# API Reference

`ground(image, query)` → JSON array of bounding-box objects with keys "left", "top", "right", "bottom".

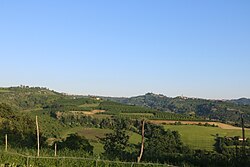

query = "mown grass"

[
  {"left": 128, "top": 131, "right": 141, "bottom": 144},
  {"left": 164, "top": 125, "right": 250, "bottom": 151},
  {"left": 91, "top": 141, "right": 104, "bottom": 155}
]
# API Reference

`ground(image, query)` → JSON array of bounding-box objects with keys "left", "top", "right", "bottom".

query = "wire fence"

[{"left": 0, "top": 151, "right": 174, "bottom": 167}]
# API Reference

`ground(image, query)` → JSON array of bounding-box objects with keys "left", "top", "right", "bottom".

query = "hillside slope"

[
  {"left": 229, "top": 98, "right": 250, "bottom": 105},
  {"left": 0, "top": 86, "right": 63, "bottom": 110},
  {"left": 104, "top": 93, "right": 250, "bottom": 126}
]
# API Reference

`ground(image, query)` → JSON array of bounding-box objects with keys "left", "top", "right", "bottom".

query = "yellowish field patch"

[
  {"left": 150, "top": 120, "right": 248, "bottom": 130},
  {"left": 70, "top": 110, "right": 106, "bottom": 115}
]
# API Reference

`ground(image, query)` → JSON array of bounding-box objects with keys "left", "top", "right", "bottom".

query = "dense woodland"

[{"left": 0, "top": 86, "right": 249, "bottom": 166}]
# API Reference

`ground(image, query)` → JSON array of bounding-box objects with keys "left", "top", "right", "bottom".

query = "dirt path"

[{"left": 149, "top": 120, "right": 249, "bottom": 130}]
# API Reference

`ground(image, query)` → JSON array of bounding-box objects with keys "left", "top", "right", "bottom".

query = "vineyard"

[
  {"left": 97, "top": 101, "right": 201, "bottom": 121},
  {"left": 0, "top": 151, "right": 171, "bottom": 167}
]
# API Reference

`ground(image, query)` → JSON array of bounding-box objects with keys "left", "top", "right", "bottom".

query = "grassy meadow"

[{"left": 164, "top": 125, "right": 250, "bottom": 150}]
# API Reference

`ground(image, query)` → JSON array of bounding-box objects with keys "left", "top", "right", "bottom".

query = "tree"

[
  {"left": 113, "top": 117, "right": 131, "bottom": 130},
  {"left": 0, "top": 103, "right": 47, "bottom": 148},
  {"left": 101, "top": 128, "right": 129, "bottom": 160},
  {"left": 0, "top": 103, "right": 15, "bottom": 118},
  {"left": 58, "top": 133, "right": 93, "bottom": 154},
  {"left": 143, "top": 124, "right": 190, "bottom": 163},
  {"left": 214, "top": 136, "right": 226, "bottom": 154},
  {"left": 100, "top": 118, "right": 112, "bottom": 129}
]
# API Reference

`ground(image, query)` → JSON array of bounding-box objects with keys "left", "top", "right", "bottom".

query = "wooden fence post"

[
  {"left": 137, "top": 119, "right": 145, "bottom": 163},
  {"left": 36, "top": 116, "right": 40, "bottom": 157},
  {"left": 54, "top": 143, "right": 57, "bottom": 157},
  {"left": 5, "top": 134, "right": 7, "bottom": 152}
]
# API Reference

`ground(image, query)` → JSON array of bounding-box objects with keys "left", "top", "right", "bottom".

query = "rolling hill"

[
  {"left": 229, "top": 98, "right": 250, "bottom": 105},
  {"left": 103, "top": 93, "right": 250, "bottom": 127},
  {"left": 1, "top": 86, "right": 250, "bottom": 126}
]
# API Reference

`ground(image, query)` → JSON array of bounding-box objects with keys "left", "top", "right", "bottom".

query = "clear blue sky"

[{"left": 0, "top": 0, "right": 249, "bottom": 99}]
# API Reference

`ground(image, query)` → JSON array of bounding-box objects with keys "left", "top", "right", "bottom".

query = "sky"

[{"left": 0, "top": 0, "right": 250, "bottom": 99}]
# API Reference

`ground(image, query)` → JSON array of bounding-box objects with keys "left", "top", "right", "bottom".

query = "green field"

[
  {"left": 164, "top": 125, "right": 250, "bottom": 150},
  {"left": 60, "top": 127, "right": 141, "bottom": 154}
]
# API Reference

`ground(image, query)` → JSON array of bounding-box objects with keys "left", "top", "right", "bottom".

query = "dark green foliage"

[
  {"left": 113, "top": 117, "right": 133, "bottom": 130},
  {"left": 143, "top": 124, "right": 191, "bottom": 163},
  {"left": 196, "top": 103, "right": 215, "bottom": 116},
  {"left": 101, "top": 127, "right": 130, "bottom": 160},
  {"left": 58, "top": 133, "right": 93, "bottom": 154},
  {"left": 0, "top": 103, "right": 47, "bottom": 148},
  {"left": 214, "top": 136, "right": 250, "bottom": 156},
  {"left": 0, "top": 103, "right": 15, "bottom": 118},
  {"left": 100, "top": 118, "right": 113, "bottom": 129}
]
